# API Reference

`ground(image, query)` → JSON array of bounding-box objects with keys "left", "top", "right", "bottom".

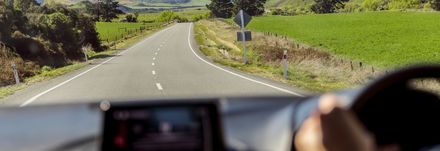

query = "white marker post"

[
  {"left": 11, "top": 62, "right": 20, "bottom": 84},
  {"left": 83, "top": 51, "right": 88, "bottom": 62},
  {"left": 240, "top": 10, "right": 247, "bottom": 64},
  {"left": 283, "top": 50, "right": 288, "bottom": 80}
]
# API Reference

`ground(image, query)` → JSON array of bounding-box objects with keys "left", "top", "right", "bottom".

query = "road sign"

[
  {"left": 234, "top": 10, "right": 252, "bottom": 27},
  {"left": 237, "top": 31, "right": 252, "bottom": 41}
]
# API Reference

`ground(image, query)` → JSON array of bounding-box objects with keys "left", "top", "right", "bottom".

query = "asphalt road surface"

[{"left": 1, "top": 23, "right": 304, "bottom": 107}]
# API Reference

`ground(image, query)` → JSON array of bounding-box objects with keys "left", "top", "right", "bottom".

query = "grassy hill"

[
  {"left": 247, "top": 11, "right": 440, "bottom": 68},
  {"left": 265, "top": 0, "right": 314, "bottom": 8},
  {"left": 43, "top": 0, "right": 209, "bottom": 6}
]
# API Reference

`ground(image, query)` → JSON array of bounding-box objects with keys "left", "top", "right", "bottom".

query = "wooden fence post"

[{"left": 350, "top": 61, "right": 354, "bottom": 71}]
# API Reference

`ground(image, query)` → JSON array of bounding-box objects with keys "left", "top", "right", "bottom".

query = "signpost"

[
  {"left": 11, "top": 62, "right": 20, "bottom": 84},
  {"left": 234, "top": 10, "right": 252, "bottom": 64}
]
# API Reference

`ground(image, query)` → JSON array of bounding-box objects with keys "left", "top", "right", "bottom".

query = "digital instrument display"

[{"left": 101, "top": 102, "right": 224, "bottom": 151}]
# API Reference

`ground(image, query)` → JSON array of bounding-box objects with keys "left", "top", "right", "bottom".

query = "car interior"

[{"left": 0, "top": 66, "right": 439, "bottom": 151}]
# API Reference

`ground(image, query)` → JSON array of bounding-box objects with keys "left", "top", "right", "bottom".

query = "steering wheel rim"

[{"left": 351, "top": 65, "right": 440, "bottom": 112}]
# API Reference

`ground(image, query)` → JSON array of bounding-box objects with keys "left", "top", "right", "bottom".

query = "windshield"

[{"left": 1, "top": 0, "right": 439, "bottom": 105}]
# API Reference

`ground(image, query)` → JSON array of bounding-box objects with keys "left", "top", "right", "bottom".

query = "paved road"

[{"left": 1, "top": 23, "right": 304, "bottom": 107}]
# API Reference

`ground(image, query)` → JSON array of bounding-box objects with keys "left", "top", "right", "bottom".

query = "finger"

[
  {"left": 318, "top": 95, "right": 375, "bottom": 151},
  {"left": 294, "top": 112, "right": 325, "bottom": 151}
]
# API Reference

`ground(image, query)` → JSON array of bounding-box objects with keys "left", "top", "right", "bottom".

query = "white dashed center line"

[
  {"left": 156, "top": 83, "right": 163, "bottom": 90},
  {"left": 153, "top": 57, "right": 156, "bottom": 60},
  {"left": 155, "top": 52, "right": 158, "bottom": 55},
  {"left": 152, "top": 63, "right": 155, "bottom": 66},
  {"left": 152, "top": 70, "right": 156, "bottom": 75}
]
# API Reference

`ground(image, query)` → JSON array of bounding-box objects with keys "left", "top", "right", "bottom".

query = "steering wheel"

[{"left": 350, "top": 65, "right": 440, "bottom": 151}]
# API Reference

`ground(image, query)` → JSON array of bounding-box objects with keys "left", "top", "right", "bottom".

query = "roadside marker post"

[
  {"left": 11, "top": 62, "right": 20, "bottom": 84},
  {"left": 283, "top": 50, "right": 288, "bottom": 80},
  {"left": 83, "top": 50, "right": 88, "bottom": 62}
]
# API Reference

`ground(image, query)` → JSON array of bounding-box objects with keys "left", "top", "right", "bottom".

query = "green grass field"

[
  {"left": 96, "top": 22, "right": 159, "bottom": 42},
  {"left": 248, "top": 12, "right": 440, "bottom": 67}
]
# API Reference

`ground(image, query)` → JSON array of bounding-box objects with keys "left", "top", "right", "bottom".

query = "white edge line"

[
  {"left": 19, "top": 26, "right": 175, "bottom": 107},
  {"left": 156, "top": 83, "right": 163, "bottom": 90},
  {"left": 187, "top": 23, "right": 303, "bottom": 97}
]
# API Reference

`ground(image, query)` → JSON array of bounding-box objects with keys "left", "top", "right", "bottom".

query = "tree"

[
  {"left": 311, "top": 0, "right": 349, "bottom": 14},
  {"left": 233, "top": 0, "right": 267, "bottom": 16},
  {"left": 206, "top": 0, "right": 234, "bottom": 18},
  {"left": 433, "top": 0, "right": 440, "bottom": 10},
  {"left": 13, "top": 0, "right": 37, "bottom": 12},
  {"left": 125, "top": 13, "right": 137, "bottom": 22},
  {"left": 97, "top": 0, "right": 123, "bottom": 22},
  {"left": 77, "top": 14, "right": 103, "bottom": 52},
  {"left": 158, "top": 11, "right": 177, "bottom": 22}
]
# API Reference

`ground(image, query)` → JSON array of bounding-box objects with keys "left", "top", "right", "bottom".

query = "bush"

[
  {"left": 158, "top": 11, "right": 177, "bottom": 23},
  {"left": 311, "top": 0, "right": 349, "bottom": 14},
  {"left": 388, "top": 0, "right": 420, "bottom": 10},
  {"left": 433, "top": 0, "right": 440, "bottom": 10},
  {"left": 424, "top": 2, "right": 433, "bottom": 11},
  {"left": 362, "top": 0, "right": 390, "bottom": 11},
  {"left": 339, "top": 1, "right": 363, "bottom": 12},
  {"left": 125, "top": 13, "right": 138, "bottom": 22}
]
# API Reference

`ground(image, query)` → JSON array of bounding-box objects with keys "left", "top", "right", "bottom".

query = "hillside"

[
  {"left": 41, "top": 0, "right": 209, "bottom": 6},
  {"left": 265, "top": 0, "right": 365, "bottom": 8},
  {"left": 265, "top": 0, "right": 314, "bottom": 8}
]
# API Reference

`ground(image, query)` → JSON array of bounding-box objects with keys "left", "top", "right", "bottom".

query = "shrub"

[
  {"left": 362, "top": 0, "right": 390, "bottom": 11},
  {"left": 433, "top": 0, "right": 440, "bottom": 10},
  {"left": 388, "top": 0, "right": 420, "bottom": 10},
  {"left": 311, "top": 0, "right": 349, "bottom": 14},
  {"left": 424, "top": 2, "right": 432, "bottom": 11},
  {"left": 339, "top": 1, "right": 363, "bottom": 12},
  {"left": 125, "top": 13, "right": 138, "bottom": 22},
  {"left": 158, "top": 11, "right": 177, "bottom": 23}
]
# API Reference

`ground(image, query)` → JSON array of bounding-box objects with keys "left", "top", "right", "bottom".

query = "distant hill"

[
  {"left": 265, "top": 0, "right": 364, "bottom": 8},
  {"left": 265, "top": 0, "right": 314, "bottom": 8},
  {"left": 40, "top": 0, "right": 209, "bottom": 6}
]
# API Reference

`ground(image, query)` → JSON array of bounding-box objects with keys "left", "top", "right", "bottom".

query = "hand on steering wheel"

[{"left": 294, "top": 94, "right": 375, "bottom": 151}]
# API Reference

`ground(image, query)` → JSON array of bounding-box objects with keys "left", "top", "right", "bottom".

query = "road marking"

[
  {"left": 157, "top": 48, "right": 160, "bottom": 51},
  {"left": 152, "top": 63, "right": 155, "bottom": 66},
  {"left": 153, "top": 57, "right": 156, "bottom": 60},
  {"left": 156, "top": 83, "right": 163, "bottom": 90},
  {"left": 152, "top": 70, "right": 156, "bottom": 75},
  {"left": 19, "top": 25, "right": 176, "bottom": 107},
  {"left": 187, "top": 23, "right": 303, "bottom": 97},
  {"left": 155, "top": 52, "right": 158, "bottom": 55}
]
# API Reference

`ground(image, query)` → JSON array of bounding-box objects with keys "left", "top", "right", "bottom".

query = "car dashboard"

[{"left": 0, "top": 96, "right": 315, "bottom": 151}]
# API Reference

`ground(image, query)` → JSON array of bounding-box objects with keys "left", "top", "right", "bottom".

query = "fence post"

[
  {"left": 350, "top": 61, "right": 354, "bottom": 71},
  {"left": 283, "top": 50, "right": 288, "bottom": 80},
  {"left": 11, "top": 62, "right": 20, "bottom": 84}
]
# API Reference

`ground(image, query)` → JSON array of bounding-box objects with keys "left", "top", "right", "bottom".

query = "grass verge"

[{"left": 195, "top": 19, "right": 377, "bottom": 92}]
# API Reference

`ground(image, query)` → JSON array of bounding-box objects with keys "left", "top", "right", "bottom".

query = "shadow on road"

[{"left": 89, "top": 54, "right": 120, "bottom": 60}]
